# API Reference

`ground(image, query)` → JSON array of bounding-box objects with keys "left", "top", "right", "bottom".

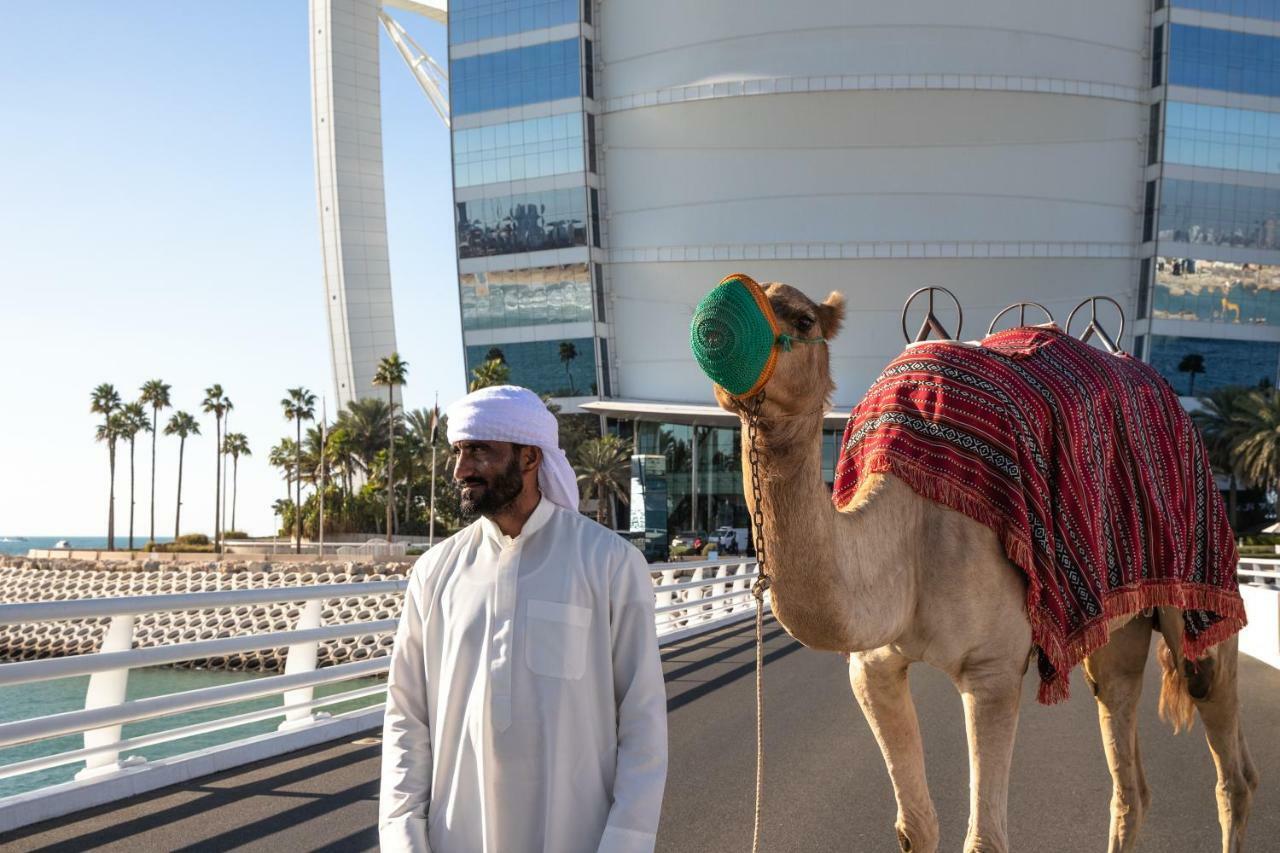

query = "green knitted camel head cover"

[{"left": 690, "top": 273, "right": 782, "bottom": 398}]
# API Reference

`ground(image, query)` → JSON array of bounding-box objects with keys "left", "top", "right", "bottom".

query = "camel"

[{"left": 711, "top": 282, "right": 1258, "bottom": 853}]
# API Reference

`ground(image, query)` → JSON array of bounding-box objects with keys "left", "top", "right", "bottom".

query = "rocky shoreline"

[{"left": 0, "top": 556, "right": 413, "bottom": 672}]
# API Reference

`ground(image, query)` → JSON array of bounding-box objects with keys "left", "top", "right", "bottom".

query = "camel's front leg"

[
  {"left": 955, "top": 658, "right": 1025, "bottom": 853},
  {"left": 849, "top": 648, "right": 939, "bottom": 853}
]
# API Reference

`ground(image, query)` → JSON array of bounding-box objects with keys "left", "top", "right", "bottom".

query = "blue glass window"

[
  {"left": 451, "top": 39, "right": 582, "bottom": 115},
  {"left": 1159, "top": 177, "right": 1280, "bottom": 250},
  {"left": 1147, "top": 333, "right": 1280, "bottom": 393},
  {"left": 456, "top": 187, "right": 588, "bottom": 258},
  {"left": 1153, "top": 256, "right": 1280, "bottom": 325},
  {"left": 1169, "top": 25, "right": 1280, "bottom": 97},
  {"left": 1173, "top": 0, "right": 1280, "bottom": 22},
  {"left": 453, "top": 114, "right": 584, "bottom": 187},
  {"left": 460, "top": 263, "right": 593, "bottom": 330},
  {"left": 449, "top": 0, "right": 581, "bottom": 46},
  {"left": 465, "top": 337, "right": 598, "bottom": 396},
  {"left": 1164, "top": 102, "right": 1280, "bottom": 175}
]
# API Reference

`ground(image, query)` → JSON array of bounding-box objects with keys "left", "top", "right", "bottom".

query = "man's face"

[{"left": 452, "top": 440, "right": 526, "bottom": 516}]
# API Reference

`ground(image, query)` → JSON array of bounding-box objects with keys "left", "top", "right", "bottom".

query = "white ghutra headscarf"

[{"left": 445, "top": 385, "right": 581, "bottom": 511}]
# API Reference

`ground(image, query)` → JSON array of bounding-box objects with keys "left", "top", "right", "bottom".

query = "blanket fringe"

[{"left": 844, "top": 456, "right": 1247, "bottom": 705}]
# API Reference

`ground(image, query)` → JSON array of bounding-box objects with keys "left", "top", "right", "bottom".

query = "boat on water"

[
  {"left": 53, "top": 540, "right": 71, "bottom": 549},
  {"left": 0, "top": 537, "right": 27, "bottom": 542}
]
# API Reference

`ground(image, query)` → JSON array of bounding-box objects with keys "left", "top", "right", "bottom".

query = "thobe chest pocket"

[{"left": 525, "top": 599, "right": 593, "bottom": 680}]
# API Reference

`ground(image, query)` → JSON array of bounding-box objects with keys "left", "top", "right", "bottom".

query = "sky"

[{"left": 0, "top": 2, "right": 463, "bottom": 538}]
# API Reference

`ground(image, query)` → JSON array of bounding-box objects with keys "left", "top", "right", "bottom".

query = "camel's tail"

[{"left": 1156, "top": 636, "right": 1197, "bottom": 734}]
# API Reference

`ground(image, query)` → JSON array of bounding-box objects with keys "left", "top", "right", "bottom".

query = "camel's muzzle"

[{"left": 690, "top": 272, "right": 825, "bottom": 398}]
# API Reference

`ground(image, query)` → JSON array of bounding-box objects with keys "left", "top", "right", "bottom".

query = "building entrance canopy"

[{"left": 580, "top": 398, "right": 851, "bottom": 429}]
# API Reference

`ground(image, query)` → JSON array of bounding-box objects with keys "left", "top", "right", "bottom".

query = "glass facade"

[
  {"left": 449, "top": 0, "right": 580, "bottom": 45},
  {"left": 450, "top": 0, "right": 606, "bottom": 407},
  {"left": 1158, "top": 178, "right": 1280, "bottom": 249},
  {"left": 623, "top": 421, "right": 844, "bottom": 549},
  {"left": 465, "top": 337, "right": 598, "bottom": 396},
  {"left": 1174, "top": 0, "right": 1280, "bottom": 21},
  {"left": 453, "top": 114, "right": 584, "bottom": 187},
  {"left": 452, "top": 39, "right": 582, "bottom": 115},
  {"left": 1169, "top": 24, "right": 1280, "bottom": 97},
  {"left": 460, "top": 263, "right": 593, "bottom": 329},
  {"left": 1147, "top": 333, "right": 1280, "bottom": 392},
  {"left": 1165, "top": 101, "right": 1280, "bottom": 175},
  {"left": 456, "top": 187, "right": 588, "bottom": 258},
  {"left": 1154, "top": 256, "right": 1280, "bottom": 323}
]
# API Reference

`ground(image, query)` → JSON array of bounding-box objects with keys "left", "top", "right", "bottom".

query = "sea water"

[
  {"left": 0, "top": 668, "right": 385, "bottom": 798},
  {"left": 0, "top": 536, "right": 175, "bottom": 556}
]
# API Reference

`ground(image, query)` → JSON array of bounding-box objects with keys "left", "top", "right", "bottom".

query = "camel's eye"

[{"left": 795, "top": 315, "right": 816, "bottom": 334}]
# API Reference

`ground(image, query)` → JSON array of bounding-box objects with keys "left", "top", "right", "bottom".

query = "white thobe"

[{"left": 379, "top": 498, "right": 668, "bottom": 853}]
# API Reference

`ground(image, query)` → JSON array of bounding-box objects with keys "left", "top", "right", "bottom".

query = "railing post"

[
  {"left": 75, "top": 613, "right": 145, "bottom": 780},
  {"left": 278, "top": 599, "right": 327, "bottom": 731},
  {"left": 691, "top": 567, "right": 710, "bottom": 623},
  {"left": 657, "top": 569, "right": 676, "bottom": 629}
]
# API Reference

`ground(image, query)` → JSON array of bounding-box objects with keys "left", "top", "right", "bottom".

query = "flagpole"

[
  {"left": 319, "top": 397, "right": 327, "bottom": 558},
  {"left": 429, "top": 391, "right": 438, "bottom": 548}
]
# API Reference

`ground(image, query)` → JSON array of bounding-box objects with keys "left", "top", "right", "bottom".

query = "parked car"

[{"left": 714, "top": 526, "right": 747, "bottom": 555}]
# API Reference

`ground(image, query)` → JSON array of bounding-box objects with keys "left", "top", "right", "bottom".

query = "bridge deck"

[{"left": 3, "top": 618, "right": 1279, "bottom": 852}]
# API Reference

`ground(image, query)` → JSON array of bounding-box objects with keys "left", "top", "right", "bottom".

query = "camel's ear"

[{"left": 817, "top": 291, "right": 845, "bottom": 340}]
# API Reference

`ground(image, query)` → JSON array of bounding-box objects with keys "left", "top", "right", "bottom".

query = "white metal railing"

[
  {"left": 221, "top": 539, "right": 415, "bottom": 558},
  {"left": 0, "top": 559, "right": 762, "bottom": 791},
  {"left": 1238, "top": 557, "right": 1280, "bottom": 586}
]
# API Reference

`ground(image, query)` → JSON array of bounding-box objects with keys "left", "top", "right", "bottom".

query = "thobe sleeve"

[
  {"left": 379, "top": 567, "right": 433, "bottom": 853},
  {"left": 598, "top": 547, "right": 669, "bottom": 853}
]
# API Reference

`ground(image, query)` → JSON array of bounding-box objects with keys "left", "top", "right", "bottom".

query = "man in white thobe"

[{"left": 379, "top": 385, "right": 668, "bottom": 853}]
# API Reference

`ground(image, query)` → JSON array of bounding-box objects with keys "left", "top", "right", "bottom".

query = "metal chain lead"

[{"left": 747, "top": 392, "right": 771, "bottom": 853}]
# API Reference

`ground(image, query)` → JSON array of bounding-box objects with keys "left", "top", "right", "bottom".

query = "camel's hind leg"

[
  {"left": 1156, "top": 608, "right": 1257, "bottom": 853},
  {"left": 1083, "top": 615, "right": 1154, "bottom": 853},
  {"left": 849, "top": 648, "right": 939, "bottom": 853}
]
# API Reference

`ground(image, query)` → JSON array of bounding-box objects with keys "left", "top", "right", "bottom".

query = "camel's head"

[{"left": 692, "top": 274, "right": 845, "bottom": 419}]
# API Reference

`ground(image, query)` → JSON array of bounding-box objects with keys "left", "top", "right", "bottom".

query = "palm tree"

[
  {"left": 1178, "top": 353, "right": 1206, "bottom": 396},
  {"left": 469, "top": 358, "right": 510, "bottom": 392},
  {"left": 120, "top": 402, "right": 151, "bottom": 551},
  {"left": 1233, "top": 390, "right": 1280, "bottom": 506},
  {"left": 337, "top": 397, "right": 393, "bottom": 474},
  {"left": 1193, "top": 386, "right": 1253, "bottom": 527},
  {"left": 223, "top": 432, "right": 251, "bottom": 534},
  {"left": 485, "top": 346, "right": 506, "bottom": 364},
  {"left": 326, "top": 426, "right": 358, "bottom": 496},
  {"left": 164, "top": 412, "right": 200, "bottom": 539},
  {"left": 282, "top": 388, "right": 317, "bottom": 552},
  {"left": 574, "top": 434, "right": 632, "bottom": 525},
  {"left": 559, "top": 341, "right": 578, "bottom": 395},
  {"left": 220, "top": 397, "right": 234, "bottom": 540},
  {"left": 90, "top": 384, "right": 122, "bottom": 549},
  {"left": 139, "top": 379, "right": 171, "bottom": 545},
  {"left": 269, "top": 438, "right": 299, "bottom": 520},
  {"left": 373, "top": 353, "right": 409, "bottom": 542},
  {"left": 201, "top": 385, "right": 230, "bottom": 551}
]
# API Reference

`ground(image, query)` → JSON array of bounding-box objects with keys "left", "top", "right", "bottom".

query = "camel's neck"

[{"left": 744, "top": 411, "right": 915, "bottom": 652}]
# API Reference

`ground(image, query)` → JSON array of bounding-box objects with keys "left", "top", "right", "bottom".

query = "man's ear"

[
  {"left": 523, "top": 445, "right": 543, "bottom": 473},
  {"left": 816, "top": 291, "right": 846, "bottom": 339}
]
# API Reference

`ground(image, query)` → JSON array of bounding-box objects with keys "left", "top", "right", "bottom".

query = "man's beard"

[{"left": 458, "top": 453, "right": 525, "bottom": 517}]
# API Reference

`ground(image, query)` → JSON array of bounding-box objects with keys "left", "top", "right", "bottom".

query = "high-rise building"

[
  {"left": 447, "top": 1, "right": 1162, "bottom": 544},
  {"left": 1140, "top": 1, "right": 1280, "bottom": 396},
  {"left": 449, "top": 0, "right": 607, "bottom": 402}
]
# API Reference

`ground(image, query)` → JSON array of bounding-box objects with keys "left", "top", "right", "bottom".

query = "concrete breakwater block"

[{"left": 0, "top": 557, "right": 413, "bottom": 672}]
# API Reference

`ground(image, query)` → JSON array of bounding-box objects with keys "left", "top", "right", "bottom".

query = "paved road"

[{"left": 5, "top": 617, "right": 1279, "bottom": 852}]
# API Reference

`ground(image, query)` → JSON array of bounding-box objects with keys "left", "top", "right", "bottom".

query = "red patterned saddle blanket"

[{"left": 833, "top": 325, "right": 1244, "bottom": 703}]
